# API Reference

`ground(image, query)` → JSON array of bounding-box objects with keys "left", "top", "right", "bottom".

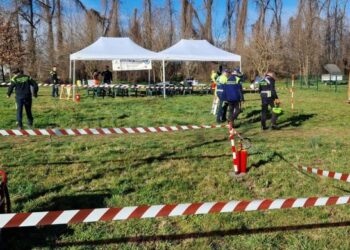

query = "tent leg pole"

[
  {"left": 148, "top": 69, "right": 151, "bottom": 84},
  {"left": 73, "top": 60, "right": 76, "bottom": 101},
  {"left": 69, "top": 60, "right": 72, "bottom": 83},
  {"left": 240, "top": 60, "right": 242, "bottom": 72},
  {"left": 162, "top": 60, "right": 165, "bottom": 98}
]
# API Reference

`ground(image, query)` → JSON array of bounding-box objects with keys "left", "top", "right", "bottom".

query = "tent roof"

[
  {"left": 157, "top": 39, "right": 241, "bottom": 62},
  {"left": 324, "top": 64, "right": 342, "bottom": 74},
  {"left": 70, "top": 37, "right": 159, "bottom": 61}
]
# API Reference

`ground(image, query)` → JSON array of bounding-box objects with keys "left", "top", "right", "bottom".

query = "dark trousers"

[
  {"left": 216, "top": 99, "right": 228, "bottom": 123},
  {"left": 16, "top": 98, "right": 33, "bottom": 128},
  {"left": 52, "top": 84, "right": 59, "bottom": 97},
  {"left": 227, "top": 101, "right": 241, "bottom": 122},
  {"left": 261, "top": 100, "right": 277, "bottom": 128}
]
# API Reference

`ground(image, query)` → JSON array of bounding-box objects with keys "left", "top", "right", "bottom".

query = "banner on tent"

[{"left": 112, "top": 59, "right": 152, "bottom": 71}]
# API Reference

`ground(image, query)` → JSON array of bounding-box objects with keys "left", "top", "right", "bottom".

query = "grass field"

[{"left": 0, "top": 84, "right": 350, "bottom": 249}]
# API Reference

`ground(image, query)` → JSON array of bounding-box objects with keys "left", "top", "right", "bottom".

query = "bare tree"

[
  {"left": 41, "top": 0, "right": 55, "bottom": 66},
  {"left": 56, "top": 0, "right": 63, "bottom": 55},
  {"left": 223, "top": 0, "right": 234, "bottom": 49},
  {"left": 253, "top": 0, "right": 270, "bottom": 35},
  {"left": 166, "top": 0, "right": 174, "bottom": 46},
  {"left": 143, "top": 0, "right": 153, "bottom": 49},
  {"left": 0, "top": 13, "right": 25, "bottom": 80},
  {"left": 20, "top": 0, "right": 38, "bottom": 76},
  {"left": 236, "top": 0, "right": 248, "bottom": 51},
  {"left": 106, "top": 0, "right": 121, "bottom": 37},
  {"left": 129, "top": 8, "right": 142, "bottom": 44},
  {"left": 270, "top": 0, "right": 282, "bottom": 38},
  {"left": 203, "top": 0, "right": 213, "bottom": 42}
]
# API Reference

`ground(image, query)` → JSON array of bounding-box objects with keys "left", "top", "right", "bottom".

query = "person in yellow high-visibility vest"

[
  {"left": 216, "top": 69, "right": 229, "bottom": 123},
  {"left": 210, "top": 70, "right": 218, "bottom": 93}
]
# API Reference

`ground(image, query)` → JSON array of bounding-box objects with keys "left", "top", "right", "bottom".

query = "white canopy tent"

[
  {"left": 157, "top": 39, "right": 242, "bottom": 97},
  {"left": 157, "top": 39, "right": 241, "bottom": 63},
  {"left": 69, "top": 37, "right": 159, "bottom": 97},
  {"left": 69, "top": 37, "right": 242, "bottom": 98}
]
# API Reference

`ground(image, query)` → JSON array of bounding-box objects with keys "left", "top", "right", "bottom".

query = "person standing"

[
  {"left": 223, "top": 69, "right": 244, "bottom": 127},
  {"left": 101, "top": 65, "right": 113, "bottom": 84},
  {"left": 50, "top": 66, "right": 59, "bottom": 97},
  {"left": 210, "top": 70, "right": 218, "bottom": 93},
  {"left": 259, "top": 72, "right": 280, "bottom": 130},
  {"left": 216, "top": 69, "right": 229, "bottom": 123},
  {"left": 7, "top": 68, "right": 39, "bottom": 129},
  {"left": 92, "top": 69, "right": 101, "bottom": 85}
]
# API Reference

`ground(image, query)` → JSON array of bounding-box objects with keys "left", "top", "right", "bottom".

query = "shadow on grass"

[
  {"left": 278, "top": 113, "right": 316, "bottom": 128},
  {"left": 2, "top": 193, "right": 111, "bottom": 249},
  {"left": 242, "top": 109, "right": 316, "bottom": 128},
  {"left": 249, "top": 152, "right": 281, "bottom": 172},
  {"left": 19, "top": 220, "right": 350, "bottom": 248}
]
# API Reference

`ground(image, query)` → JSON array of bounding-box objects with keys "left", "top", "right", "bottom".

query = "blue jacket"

[
  {"left": 221, "top": 75, "right": 244, "bottom": 102},
  {"left": 258, "top": 76, "right": 278, "bottom": 103}
]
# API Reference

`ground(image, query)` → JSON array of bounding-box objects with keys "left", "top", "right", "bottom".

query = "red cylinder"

[
  {"left": 75, "top": 94, "right": 81, "bottom": 103},
  {"left": 240, "top": 150, "right": 248, "bottom": 173},
  {"left": 235, "top": 150, "right": 241, "bottom": 174}
]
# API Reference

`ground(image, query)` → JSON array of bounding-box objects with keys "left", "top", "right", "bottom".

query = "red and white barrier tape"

[
  {"left": 228, "top": 123, "right": 239, "bottom": 174},
  {"left": 298, "top": 165, "right": 350, "bottom": 183},
  {"left": 1, "top": 83, "right": 209, "bottom": 90},
  {"left": 0, "top": 124, "right": 225, "bottom": 137},
  {"left": 1, "top": 195, "right": 349, "bottom": 228}
]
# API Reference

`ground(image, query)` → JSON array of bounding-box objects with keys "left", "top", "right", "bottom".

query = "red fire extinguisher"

[
  {"left": 75, "top": 94, "right": 81, "bottom": 103},
  {"left": 238, "top": 140, "right": 248, "bottom": 174},
  {"left": 240, "top": 150, "right": 248, "bottom": 173}
]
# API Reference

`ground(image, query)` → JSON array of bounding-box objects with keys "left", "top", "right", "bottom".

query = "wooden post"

[{"left": 291, "top": 74, "right": 295, "bottom": 111}]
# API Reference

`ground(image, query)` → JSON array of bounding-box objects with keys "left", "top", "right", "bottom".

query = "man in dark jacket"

[
  {"left": 259, "top": 72, "right": 280, "bottom": 130},
  {"left": 101, "top": 66, "right": 113, "bottom": 84},
  {"left": 7, "top": 69, "right": 39, "bottom": 129},
  {"left": 222, "top": 69, "right": 244, "bottom": 127},
  {"left": 50, "top": 66, "right": 59, "bottom": 97}
]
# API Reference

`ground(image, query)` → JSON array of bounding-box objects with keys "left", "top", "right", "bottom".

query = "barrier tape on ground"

[
  {"left": 1, "top": 195, "right": 349, "bottom": 228},
  {"left": 298, "top": 165, "right": 350, "bottom": 183},
  {"left": 0, "top": 124, "right": 226, "bottom": 137},
  {"left": 1, "top": 82, "right": 210, "bottom": 90}
]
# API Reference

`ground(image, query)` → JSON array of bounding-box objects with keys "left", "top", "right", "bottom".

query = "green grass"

[{"left": 0, "top": 85, "right": 350, "bottom": 249}]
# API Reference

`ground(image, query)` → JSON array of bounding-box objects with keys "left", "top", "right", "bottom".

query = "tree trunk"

[
  {"left": 225, "top": 0, "right": 232, "bottom": 49},
  {"left": 204, "top": 0, "right": 213, "bottom": 43},
  {"left": 1, "top": 65, "right": 5, "bottom": 82},
  {"left": 166, "top": 0, "right": 174, "bottom": 46},
  {"left": 143, "top": 0, "right": 153, "bottom": 49},
  {"left": 27, "top": 0, "right": 36, "bottom": 76},
  {"left": 45, "top": 0, "right": 55, "bottom": 66},
  {"left": 181, "top": 0, "right": 189, "bottom": 38},
  {"left": 107, "top": 0, "right": 121, "bottom": 37},
  {"left": 236, "top": 0, "right": 248, "bottom": 51},
  {"left": 57, "top": 0, "right": 63, "bottom": 55}
]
